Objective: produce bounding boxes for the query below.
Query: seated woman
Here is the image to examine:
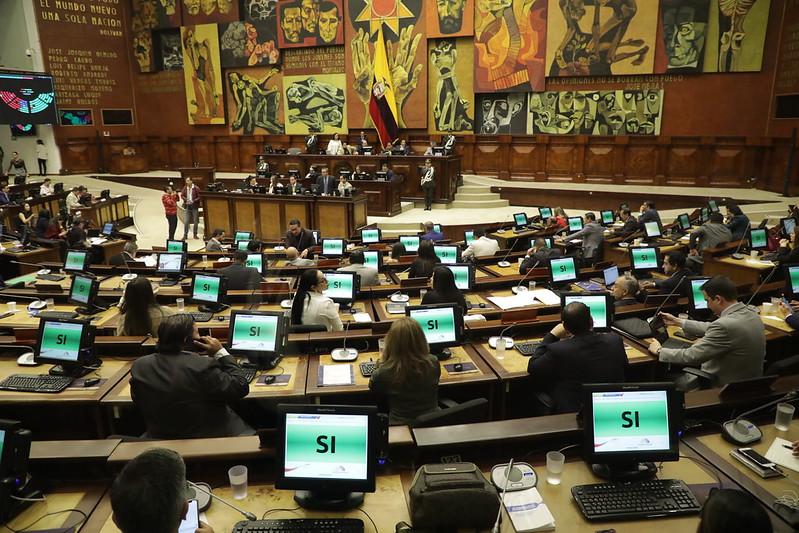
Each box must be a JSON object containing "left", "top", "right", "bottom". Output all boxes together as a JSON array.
[
  {"left": 267, "top": 174, "right": 284, "bottom": 194},
  {"left": 386, "top": 242, "right": 406, "bottom": 264},
  {"left": 34, "top": 208, "right": 51, "bottom": 238},
  {"left": 409, "top": 240, "right": 440, "bottom": 279},
  {"left": 44, "top": 214, "right": 68, "bottom": 239},
  {"left": 291, "top": 269, "right": 343, "bottom": 331},
  {"left": 778, "top": 225, "right": 799, "bottom": 264},
  {"left": 117, "top": 277, "right": 176, "bottom": 336},
  {"left": 17, "top": 202, "right": 34, "bottom": 233},
  {"left": 422, "top": 266, "right": 467, "bottom": 313},
  {"left": 553, "top": 207, "right": 568, "bottom": 227},
  {"left": 369, "top": 317, "right": 440, "bottom": 425}
]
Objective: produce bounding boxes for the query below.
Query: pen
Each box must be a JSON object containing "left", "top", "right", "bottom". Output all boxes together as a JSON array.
[{"left": 783, "top": 444, "right": 794, "bottom": 450}]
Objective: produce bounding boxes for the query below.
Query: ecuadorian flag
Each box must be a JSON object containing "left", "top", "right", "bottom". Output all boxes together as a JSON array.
[{"left": 369, "top": 25, "right": 399, "bottom": 149}]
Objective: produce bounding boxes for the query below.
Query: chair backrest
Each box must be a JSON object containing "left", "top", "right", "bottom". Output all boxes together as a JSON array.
[
  {"left": 410, "top": 398, "right": 489, "bottom": 428},
  {"left": 765, "top": 356, "right": 799, "bottom": 377},
  {"left": 288, "top": 324, "right": 327, "bottom": 333}
]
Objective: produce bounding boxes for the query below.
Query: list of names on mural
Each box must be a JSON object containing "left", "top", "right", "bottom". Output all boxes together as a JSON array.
[
  {"left": 283, "top": 46, "right": 345, "bottom": 75},
  {"left": 140, "top": 71, "right": 184, "bottom": 94},
  {"left": 37, "top": 0, "right": 124, "bottom": 37},
  {"left": 776, "top": 16, "right": 799, "bottom": 93},
  {"left": 47, "top": 48, "right": 118, "bottom": 106}
]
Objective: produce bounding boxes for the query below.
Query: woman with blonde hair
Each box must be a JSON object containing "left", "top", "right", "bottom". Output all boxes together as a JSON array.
[
  {"left": 369, "top": 317, "right": 440, "bottom": 425},
  {"left": 552, "top": 206, "right": 568, "bottom": 227}
]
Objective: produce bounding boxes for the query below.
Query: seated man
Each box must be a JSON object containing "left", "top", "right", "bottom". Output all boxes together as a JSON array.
[
  {"left": 638, "top": 200, "right": 661, "bottom": 226},
  {"left": 206, "top": 228, "right": 225, "bottom": 252},
  {"left": 519, "top": 237, "right": 562, "bottom": 274},
  {"left": 337, "top": 249, "right": 379, "bottom": 286},
  {"left": 217, "top": 250, "right": 261, "bottom": 290},
  {"left": 286, "top": 175, "right": 304, "bottom": 195},
  {"left": 686, "top": 212, "right": 731, "bottom": 273},
  {"left": 779, "top": 299, "right": 799, "bottom": 330},
  {"left": 527, "top": 302, "right": 627, "bottom": 414},
  {"left": 109, "top": 241, "right": 138, "bottom": 266},
  {"left": 285, "top": 246, "right": 315, "bottom": 266},
  {"left": 420, "top": 221, "right": 444, "bottom": 242},
  {"left": 0, "top": 184, "right": 11, "bottom": 205},
  {"left": 284, "top": 219, "right": 316, "bottom": 258},
  {"left": 111, "top": 448, "right": 214, "bottom": 533},
  {"left": 648, "top": 275, "right": 765, "bottom": 390},
  {"left": 130, "top": 314, "right": 253, "bottom": 439},
  {"left": 612, "top": 276, "right": 640, "bottom": 307},
  {"left": 563, "top": 212, "right": 605, "bottom": 263},
  {"left": 640, "top": 249, "right": 693, "bottom": 297},
  {"left": 66, "top": 218, "right": 90, "bottom": 248},
  {"left": 614, "top": 208, "right": 640, "bottom": 237},
  {"left": 381, "top": 162, "right": 398, "bottom": 181},
  {"left": 462, "top": 228, "right": 499, "bottom": 259}
]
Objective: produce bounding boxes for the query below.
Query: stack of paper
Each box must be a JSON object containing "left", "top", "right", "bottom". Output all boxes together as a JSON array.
[{"left": 503, "top": 488, "right": 555, "bottom": 532}]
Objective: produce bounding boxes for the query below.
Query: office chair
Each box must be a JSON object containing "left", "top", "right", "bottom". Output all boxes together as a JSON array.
[
  {"left": 765, "top": 355, "right": 799, "bottom": 377},
  {"left": 409, "top": 398, "right": 489, "bottom": 428}
]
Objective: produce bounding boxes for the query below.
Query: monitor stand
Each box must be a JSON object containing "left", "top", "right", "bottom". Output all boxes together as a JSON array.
[
  {"left": 294, "top": 489, "right": 364, "bottom": 511},
  {"left": 199, "top": 302, "right": 229, "bottom": 313},
  {"left": 591, "top": 462, "right": 657, "bottom": 481},
  {"left": 431, "top": 346, "right": 452, "bottom": 361},
  {"left": 76, "top": 304, "right": 105, "bottom": 316},
  {"left": 49, "top": 356, "right": 101, "bottom": 379}
]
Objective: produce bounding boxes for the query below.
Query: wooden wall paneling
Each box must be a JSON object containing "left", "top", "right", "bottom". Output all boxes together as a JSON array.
[
  {"left": 284, "top": 202, "right": 311, "bottom": 233},
  {"left": 583, "top": 136, "right": 614, "bottom": 184},
  {"left": 707, "top": 138, "right": 749, "bottom": 187},
  {"left": 532, "top": 136, "right": 548, "bottom": 181},
  {"left": 545, "top": 137, "right": 578, "bottom": 182},
  {"left": 204, "top": 198, "right": 232, "bottom": 235},
  {"left": 169, "top": 138, "right": 193, "bottom": 169},
  {"left": 762, "top": 139, "right": 789, "bottom": 194},
  {"left": 146, "top": 137, "right": 169, "bottom": 170},
  {"left": 664, "top": 137, "right": 704, "bottom": 186},
  {"left": 622, "top": 137, "right": 659, "bottom": 185},
  {"left": 354, "top": 198, "right": 367, "bottom": 229},
  {"left": 460, "top": 135, "right": 475, "bottom": 174},
  {"left": 473, "top": 137, "right": 502, "bottom": 177},
  {"left": 61, "top": 138, "right": 96, "bottom": 174},
  {"left": 239, "top": 137, "right": 262, "bottom": 173},
  {"left": 193, "top": 137, "right": 216, "bottom": 169},
  {"left": 258, "top": 202, "right": 283, "bottom": 239},
  {"left": 509, "top": 137, "right": 536, "bottom": 178},
  {"left": 214, "top": 137, "right": 237, "bottom": 173}
]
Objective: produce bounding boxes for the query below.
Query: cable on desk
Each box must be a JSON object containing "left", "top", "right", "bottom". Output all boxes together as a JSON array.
[
  {"left": 557, "top": 443, "right": 580, "bottom": 454},
  {"left": 775, "top": 490, "right": 799, "bottom": 510},
  {"left": 9, "top": 494, "right": 46, "bottom": 502},
  {"left": 261, "top": 507, "right": 301, "bottom": 519},
  {"left": 2, "top": 507, "right": 87, "bottom": 533},
  {"left": 354, "top": 507, "right": 379, "bottom": 533}
]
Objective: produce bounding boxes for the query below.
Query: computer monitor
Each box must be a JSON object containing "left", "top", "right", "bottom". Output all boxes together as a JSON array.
[
  {"left": 567, "top": 217, "right": 584, "bottom": 233},
  {"left": 156, "top": 253, "right": 186, "bottom": 280},
  {"left": 687, "top": 276, "right": 711, "bottom": 312},
  {"left": 375, "top": 171, "right": 387, "bottom": 181},
  {"left": 321, "top": 238, "right": 345, "bottom": 257},
  {"left": 434, "top": 245, "right": 460, "bottom": 264},
  {"left": 784, "top": 265, "right": 799, "bottom": 298},
  {"left": 513, "top": 212, "right": 528, "bottom": 229},
  {"left": 700, "top": 207, "right": 709, "bottom": 222},
  {"left": 399, "top": 235, "right": 420, "bottom": 253},
  {"left": 166, "top": 239, "right": 188, "bottom": 253},
  {"left": 630, "top": 246, "right": 659, "bottom": 276},
  {"left": 432, "top": 224, "right": 442, "bottom": 233},
  {"left": 310, "top": 230, "right": 320, "bottom": 244},
  {"left": 782, "top": 217, "right": 796, "bottom": 236},
  {"left": 79, "top": 193, "right": 92, "bottom": 206},
  {"left": 548, "top": 256, "right": 578, "bottom": 285},
  {"left": 236, "top": 240, "right": 251, "bottom": 251},
  {"left": 600, "top": 210, "right": 615, "bottom": 225},
  {"left": 339, "top": 170, "right": 351, "bottom": 181},
  {"left": 363, "top": 146, "right": 373, "bottom": 155},
  {"left": 749, "top": 228, "right": 768, "bottom": 250},
  {"left": 102, "top": 222, "right": 114, "bottom": 235},
  {"left": 446, "top": 264, "right": 474, "bottom": 291},
  {"left": 100, "top": 189, "right": 111, "bottom": 199},
  {"left": 539, "top": 237, "right": 554, "bottom": 248},
  {"left": 322, "top": 271, "right": 359, "bottom": 306},
  {"left": 190, "top": 272, "right": 229, "bottom": 313},
  {"left": 228, "top": 310, "right": 286, "bottom": 369},
  {"left": 708, "top": 200, "right": 719, "bottom": 213},
  {"left": 361, "top": 250, "right": 383, "bottom": 271},
  {"left": 245, "top": 253, "right": 265, "bottom": 274},
  {"left": 235, "top": 231, "right": 253, "bottom": 242},
  {"left": 360, "top": 228, "right": 382, "bottom": 244},
  {"left": 642, "top": 221, "right": 662, "bottom": 239},
  {"left": 538, "top": 207, "right": 553, "bottom": 219},
  {"left": 275, "top": 403, "right": 378, "bottom": 510},
  {"left": 54, "top": 182, "right": 64, "bottom": 193},
  {"left": 677, "top": 213, "right": 691, "bottom": 231},
  {"left": 69, "top": 273, "right": 103, "bottom": 315},
  {"left": 561, "top": 292, "right": 613, "bottom": 331},
  {"left": 34, "top": 318, "right": 97, "bottom": 378},
  {"left": 432, "top": 146, "right": 445, "bottom": 156},
  {"left": 405, "top": 303, "right": 464, "bottom": 360},
  {"left": 464, "top": 230, "right": 475, "bottom": 245},
  {"left": 64, "top": 249, "right": 89, "bottom": 272},
  {"left": 288, "top": 169, "right": 300, "bottom": 179},
  {"left": 603, "top": 265, "right": 619, "bottom": 287},
  {"left": 582, "top": 382, "right": 682, "bottom": 480},
  {"left": 0, "top": 419, "right": 23, "bottom": 480}
]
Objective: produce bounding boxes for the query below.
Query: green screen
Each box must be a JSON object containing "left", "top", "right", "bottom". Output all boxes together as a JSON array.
[
  {"left": 193, "top": 274, "right": 220, "bottom": 302},
  {"left": 564, "top": 295, "right": 608, "bottom": 329},
  {"left": 322, "top": 273, "right": 353, "bottom": 299},
  {"left": 400, "top": 236, "right": 419, "bottom": 252},
  {"left": 551, "top": 257, "right": 576, "bottom": 282},
  {"left": 237, "top": 240, "right": 250, "bottom": 250},
  {"left": 235, "top": 232, "right": 251, "bottom": 241},
  {"left": 434, "top": 246, "right": 457, "bottom": 264},
  {"left": 592, "top": 392, "right": 669, "bottom": 440},
  {"left": 569, "top": 218, "right": 582, "bottom": 231},
  {"left": 283, "top": 413, "right": 369, "bottom": 481},
  {"left": 362, "top": 252, "right": 379, "bottom": 269},
  {"left": 789, "top": 267, "right": 799, "bottom": 293},
  {"left": 409, "top": 307, "right": 457, "bottom": 344},
  {"left": 750, "top": 229, "right": 767, "bottom": 248},
  {"left": 447, "top": 265, "right": 470, "bottom": 290},
  {"left": 167, "top": 241, "right": 184, "bottom": 252},
  {"left": 231, "top": 314, "right": 277, "bottom": 351},
  {"left": 71, "top": 276, "right": 92, "bottom": 304},
  {"left": 691, "top": 279, "right": 708, "bottom": 309},
  {"left": 39, "top": 321, "right": 83, "bottom": 362},
  {"left": 539, "top": 207, "right": 552, "bottom": 218},
  {"left": 644, "top": 221, "right": 660, "bottom": 237},
  {"left": 632, "top": 248, "right": 658, "bottom": 269},
  {"left": 65, "top": 251, "right": 85, "bottom": 270},
  {"left": 245, "top": 254, "right": 263, "bottom": 271},
  {"left": 464, "top": 231, "right": 474, "bottom": 244},
  {"left": 362, "top": 229, "right": 380, "bottom": 243}
]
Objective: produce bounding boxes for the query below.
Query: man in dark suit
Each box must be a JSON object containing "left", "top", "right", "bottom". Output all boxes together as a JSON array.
[
  {"left": 130, "top": 314, "right": 253, "bottom": 439},
  {"left": 217, "top": 250, "right": 261, "bottom": 290},
  {"left": 614, "top": 208, "right": 640, "bottom": 237},
  {"left": 315, "top": 166, "right": 336, "bottom": 195},
  {"left": 563, "top": 212, "right": 605, "bottom": 263},
  {"left": 286, "top": 175, "right": 304, "bottom": 195},
  {"left": 640, "top": 249, "right": 693, "bottom": 297},
  {"left": 381, "top": 162, "right": 398, "bottom": 181},
  {"left": 284, "top": 218, "right": 316, "bottom": 258},
  {"left": 639, "top": 200, "right": 662, "bottom": 226},
  {"left": 519, "top": 237, "right": 562, "bottom": 274},
  {"left": 109, "top": 241, "right": 138, "bottom": 266},
  {"left": 527, "top": 302, "right": 627, "bottom": 414},
  {"left": 0, "top": 184, "right": 11, "bottom": 205},
  {"left": 612, "top": 276, "right": 641, "bottom": 307}
]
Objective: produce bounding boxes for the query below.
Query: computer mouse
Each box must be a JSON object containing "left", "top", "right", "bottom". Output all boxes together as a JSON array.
[
  {"left": 217, "top": 316, "right": 226, "bottom": 321},
  {"left": 16, "top": 352, "right": 38, "bottom": 366},
  {"left": 84, "top": 377, "right": 101, "bottom": 387},
  {"left": 479, "top": 303, "right": 486, "bottom": 308},
  {"left": 263, "top": 375, "right": 277, "bottom": 384},
  {"left": 453, "top": 363, "right": 463, "bottom": 372}
]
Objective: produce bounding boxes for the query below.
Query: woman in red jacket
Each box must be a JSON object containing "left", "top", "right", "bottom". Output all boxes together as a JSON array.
[{"left": 162, "top": 185, "right": 178, "bottom": 241}]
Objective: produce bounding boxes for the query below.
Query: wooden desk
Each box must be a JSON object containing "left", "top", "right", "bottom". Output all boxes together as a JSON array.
[
  {"left": 78, "top": 195, "right": 132, "bottom": 229},
  {"left": 109, "top": 154, "right": 148, "bottom": 174},
  {"left": 178, "top": 166, "right": 216, "bottom": 189},
  {"left": 704, "top": 255, "right": 776, "bottom": 288},
  {"left": 0, "top": 483, "right": 107, "bottom": 533},
  {"left": 0, "top": 245, "right": 62, "bottom": 276},
  {"left": 0, "top": 305, "right": 121, "bottom": 330}
]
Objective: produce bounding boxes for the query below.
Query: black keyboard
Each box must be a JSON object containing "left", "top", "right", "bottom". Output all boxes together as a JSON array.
[
  {"left": 36, "top": 311, "right": 79, "bottom": 320},
  {"left": 571, "top": 478, "right": 701, "bottom": 521},
  {"left": 37, "top": 273, "right": 66, "bottom": 282},
  {"left": 159, "top": 278, "right": 180, "bottom": 287},
  {"left": 232, "top": 518, "right": 364, "bottom": 533},
  {"left": 242, "top": 367, "right": 257, "bottom": 383},
  {"left": 662, "top": 337, "right": 693, "bottom": 350},
  {"left": 514, "top": 340, "right": 542, "bottom": 356},
  {"left": 359, "top": 361, "right": 376, "bottom": 377},
  {"left": 188, "top": 312, "right": 213, "bottom": 322},
  {"left": 0, "top": 374, "right": 74, "bottom": 393}
]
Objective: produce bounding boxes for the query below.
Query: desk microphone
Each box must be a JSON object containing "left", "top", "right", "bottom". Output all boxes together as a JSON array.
[
  {"left": 495, "top": 214, "right": 512, "bottom": 235},
  {"left": 121, "top": 256, "right": 138, "bottom": 281},
  {"left": 11, "top": 260, "right": 53, "bottom": 276},
  {"left": 511, "top": 261, "right": 539, "bottom": 294},
  {"left": 489, "top": 322, "right": 516, "bottom": 350},
  {"left": 491, "top": 458, "right": 514, "bottom": 533},
  {"left": 280, "top": 282, "right": 295, "bottom": 309},
  {"left": 745, "top": 263, "right": 779, "bottom": 309},
  {"left": 730, "top": 220, "right": 752, "bottom": 260},
  {"left": 650, "top": 275, "right": 688, "bottom": 320},
  {"left": 496, "top": 246, "right": 515, "bottom": 268},
  {"left": 2, "top": 293, "right": 47, "bottom": 309},
  {"left": 187, "top": 481, "right": 257, "bottom": 521},
  {"left": 332, "top": 320, "right": 358, "bottom": 361},
  {"left": 721, "top": 391, "right": 798, "bottom": 445}
]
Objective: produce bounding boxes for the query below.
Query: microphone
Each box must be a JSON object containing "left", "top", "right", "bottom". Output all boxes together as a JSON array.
[
  {"left": 121, "top": 255, "right": 138, "bottom": 281},
  {"left": 650, "top": 275, "right": 688, "bottom": 319},
  {"left": 331, "top": 320, "right": 358, "bottom": 361},
  {"left": 2, "top": 293, "right": 47, "bottom": 309},
  {"left": 11, "top": 260, "right": 53, "bottom": 276},
  {"left": 511, "top": 261, "right": 539, "bottom": 294},
  {"left": 495, "top": 214, "right": 512, "bottom": 234},
  {"left": 721, "top": 391, "right": 798, "bottom": 445},
  {"left": 187, "top": 481, "right": 257, "bottom": 521},
  {"left": 489, "top": 322, "right": 516, "bottom": 349},
  {"left": 496, "top": 246, "right": 515, "bottom": 268},
  {"left": 491, "top": 458, "right": 514, "bottom": 533},
  {"left": 745, "top": 263, "right": 779, "bottom": 308},
  {"left": 280, "top": 281, "right": 295, "bottom": 309},
  {"left": 730, "top": 220, "right": 752, "bottom": 260}
]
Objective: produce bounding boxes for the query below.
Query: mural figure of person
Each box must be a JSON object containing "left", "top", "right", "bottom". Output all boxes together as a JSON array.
[
  {"left": 317, "top": 1, "right": 341, "bottom": 44},
  {"left": 183, "top": 0, "right": 199, "bottom": 15},
  {"left": 436, "top": 0, "right": 465, "bottom": 34},
  {"left": 229, "top": 69, "right": 283, "bottom": 134},
  {"left": 478, "top": 94, "right": 524, "bottom": 134},
  {"left": 430, "top": 39, "right": 471, "bottom": 132},
  {"left": 662, "top": 2, "right": 707, "bottom": 71},
  {"left": 280, "top": 2, "right": 302, "bottom": 43},
  {"left": 184, "top": 29, "right": 219, "bottom": 120},
  {"left": 217, "top": 0, "right": 234, "bottom": 14},
  {"left": 200, "top": 0, "right": 216, "bottom": 15},
  {"left": 300, "top": 0, "right": 320, "bottom": 36},
  {"left": 287, "top": 77, "right": 345, "bottom": 133}
]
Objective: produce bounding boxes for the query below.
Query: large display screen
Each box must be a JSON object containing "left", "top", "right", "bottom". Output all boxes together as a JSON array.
[
  {"left": 38, "top": 321, "right": 83, "bottom": 362},
  {"left": 0, "top": 73, "right": 58, "bottom": 125},
  {"left": 590, "top": 389, "right": 671, "bottom": 454}
]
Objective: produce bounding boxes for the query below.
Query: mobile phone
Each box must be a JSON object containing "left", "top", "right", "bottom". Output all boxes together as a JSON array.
[
  {"left": 738, "top": 448, "right": 775, "bottom": 468},
  {"left": 178, "top": 499, "right": 199, "bottom": 533},
  {"left": 781, "top": 296, "right": 792, "bottom": 308}
]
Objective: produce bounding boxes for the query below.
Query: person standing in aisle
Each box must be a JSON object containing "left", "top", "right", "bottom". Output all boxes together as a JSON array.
[
  {"left": 163, "top": 185, "right": 179, "bottom": 241},
  {"left": 35, "top": 140, "right": 47, "bottom": 176},
  {"left": 181, "top": 177, "right": 201, "bottom": 240},
  {"left": 420, "top": 158, "right": 435, "bottom": 211}
]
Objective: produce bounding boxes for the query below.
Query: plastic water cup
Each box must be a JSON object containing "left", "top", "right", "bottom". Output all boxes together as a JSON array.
[
  {"left": 176, "top": 298, "right": 185, "bottom": 312},
  {"left": 6, "top": 302, "right": 16, "bottom": 312},
  {"left": 528, "top": 281, "right": 536, "bottom": 291},
  {"left": 496, "top": 341, "right": 506, "bottom": 359},
  {"left": 228, "top": 465, "right": 248, "bottom": 500},
  {"left": 762, "top": 302, "right": 773, "bottom": 315},
  {"left": 518, "top": 257, "right": 524, "bottom": 266},
  {"left": 314, "top": 254, "right": 319, "bottom": 261},
  {"left": 45, "top": 298, "right": 55, "bottom": 310},
  {"left": 202, "top": 254, "right": 208, "bottom": 264},
  {"left": 750, "top": 250, "right": 758, "bottom": 259},
  {"left": 378, "top": 337, "right": 385, "bottom": 356},
  {"left": 775, "top": 403, "right": 795, "bottom": 431},
  {"left": 419, "top": 289, "right": 427, "bottom": 300},
  {"left": 546, "top": 451, "right": 565, "bottom": 485}
]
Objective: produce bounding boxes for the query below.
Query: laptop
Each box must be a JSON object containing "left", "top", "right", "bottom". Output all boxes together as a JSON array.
[{"left": 649, "top": 315, "right": 693, "bottom": 349}]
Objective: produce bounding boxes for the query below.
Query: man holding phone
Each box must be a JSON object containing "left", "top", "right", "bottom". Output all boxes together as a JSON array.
[{"left": 111, "top": 447, "right": 214, "bottom": 533}]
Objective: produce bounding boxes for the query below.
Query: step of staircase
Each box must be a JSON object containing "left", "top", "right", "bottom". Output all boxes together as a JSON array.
[
  {"left": 451, "top": 198, "right": 509, "bottom": 209},
  {"left": 454, "top": 192, "right": 503, "bottom": 202}
]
